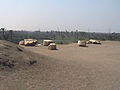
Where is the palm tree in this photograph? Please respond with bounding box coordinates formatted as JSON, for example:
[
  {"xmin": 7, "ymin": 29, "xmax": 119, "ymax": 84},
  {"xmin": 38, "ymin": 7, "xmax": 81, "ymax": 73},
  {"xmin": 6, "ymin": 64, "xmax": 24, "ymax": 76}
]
[{"xmin": 0, "ymin": 28, "xmax": 5, "ymax": 40}]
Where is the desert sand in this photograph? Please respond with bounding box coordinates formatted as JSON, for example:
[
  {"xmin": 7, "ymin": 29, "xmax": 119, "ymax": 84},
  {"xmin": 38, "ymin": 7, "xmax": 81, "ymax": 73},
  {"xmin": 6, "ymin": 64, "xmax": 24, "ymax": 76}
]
[{"xmin": 0, "ymin": 40, "xmax": 120, "ymax": 90}]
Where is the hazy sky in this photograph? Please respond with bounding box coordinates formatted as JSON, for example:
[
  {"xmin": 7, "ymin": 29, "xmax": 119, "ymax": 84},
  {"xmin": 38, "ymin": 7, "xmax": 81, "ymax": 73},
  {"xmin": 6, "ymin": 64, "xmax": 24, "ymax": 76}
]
[{"xmin": 0, "ymin": 0, "xmax": 119, "ymax": 32}]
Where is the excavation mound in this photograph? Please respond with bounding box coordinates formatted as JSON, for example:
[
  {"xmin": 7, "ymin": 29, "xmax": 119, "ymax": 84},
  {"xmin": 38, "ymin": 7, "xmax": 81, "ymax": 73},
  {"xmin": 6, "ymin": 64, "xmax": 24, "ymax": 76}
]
[{"xmin": 0, "ymin": 40, "xmax": 37, "ymax": 69}]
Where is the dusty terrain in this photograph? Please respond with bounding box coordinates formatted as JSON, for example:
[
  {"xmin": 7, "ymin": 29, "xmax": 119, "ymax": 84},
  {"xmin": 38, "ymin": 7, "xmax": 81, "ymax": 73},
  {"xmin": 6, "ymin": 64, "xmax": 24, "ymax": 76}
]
[{"xmin": 0, "ymin": 40, "xmax": 120, "ymax": 90}]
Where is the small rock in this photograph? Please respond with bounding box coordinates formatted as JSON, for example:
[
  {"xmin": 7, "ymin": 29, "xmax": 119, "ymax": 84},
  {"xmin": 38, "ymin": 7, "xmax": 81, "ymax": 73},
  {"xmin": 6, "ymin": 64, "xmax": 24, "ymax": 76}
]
[{"xmin": 29, "ymin": 60, "xmax": 37, "ymax": 65}]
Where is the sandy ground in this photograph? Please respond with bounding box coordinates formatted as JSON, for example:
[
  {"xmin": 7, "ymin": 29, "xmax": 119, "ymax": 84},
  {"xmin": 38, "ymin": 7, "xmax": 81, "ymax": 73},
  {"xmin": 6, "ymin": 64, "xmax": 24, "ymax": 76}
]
[
  {"xmin": 24, "ymin": 41, "xmax": 120, "ymax": 90},
  {"xmin": 0, "ymin": 41, "xmax": 120, "ymax": 90}
]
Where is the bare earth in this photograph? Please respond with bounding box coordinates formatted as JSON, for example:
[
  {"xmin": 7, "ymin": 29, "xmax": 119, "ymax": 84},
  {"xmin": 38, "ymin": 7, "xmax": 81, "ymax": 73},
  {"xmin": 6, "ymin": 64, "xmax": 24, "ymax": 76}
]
[{"xmin": 0, "ymin": 41, "xmax": 120, "ymax": 90}]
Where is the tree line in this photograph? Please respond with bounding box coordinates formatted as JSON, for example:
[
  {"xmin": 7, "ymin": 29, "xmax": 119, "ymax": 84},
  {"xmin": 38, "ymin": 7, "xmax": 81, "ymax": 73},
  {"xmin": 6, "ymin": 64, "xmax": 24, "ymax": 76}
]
[{"xmin": 0, "ymin": 28, "xmax": 120, "ymax": 44}]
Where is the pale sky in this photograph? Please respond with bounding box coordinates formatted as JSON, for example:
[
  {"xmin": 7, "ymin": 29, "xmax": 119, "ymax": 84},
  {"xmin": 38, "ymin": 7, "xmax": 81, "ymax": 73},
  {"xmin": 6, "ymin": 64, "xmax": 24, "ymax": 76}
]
[{"xmin": 0, "ymin": 0, "xmax": 119, "ymax": 32}]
